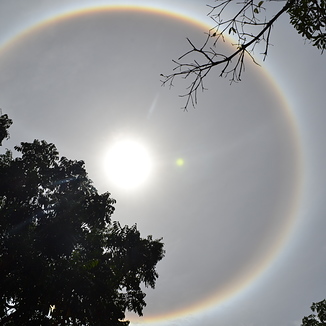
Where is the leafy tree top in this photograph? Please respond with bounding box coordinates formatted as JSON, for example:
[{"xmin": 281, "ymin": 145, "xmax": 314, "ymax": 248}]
[{"xmin": 0, "ymin": 120, "xmax": 164, "ymax": 326}]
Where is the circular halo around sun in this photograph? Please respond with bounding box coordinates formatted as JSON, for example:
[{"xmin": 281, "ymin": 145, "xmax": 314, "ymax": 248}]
[{"xmin": 104, "ymin": 139, "xmax": 152, "ymax": 189}]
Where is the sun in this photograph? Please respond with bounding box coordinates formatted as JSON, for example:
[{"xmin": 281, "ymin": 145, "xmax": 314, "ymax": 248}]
[{"xmin": 105, "ymin": 139, "xmax": 152, "ymax": 189}]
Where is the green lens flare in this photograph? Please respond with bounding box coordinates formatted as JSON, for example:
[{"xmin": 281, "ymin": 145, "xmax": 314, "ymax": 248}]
[{"xmin": 176, "ymin": 158, "xmax": 184, "ymax": 166}]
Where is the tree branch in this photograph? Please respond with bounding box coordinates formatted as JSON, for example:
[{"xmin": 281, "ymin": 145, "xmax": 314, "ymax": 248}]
[{"xmin": 161, "ymin": 0, "xmax": 295, "ymax": 110}]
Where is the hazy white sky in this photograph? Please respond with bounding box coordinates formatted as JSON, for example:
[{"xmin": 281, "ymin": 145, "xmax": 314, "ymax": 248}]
[{"xmin": 0, "ymin": 1, "xmax": 325, "ymax": 326}]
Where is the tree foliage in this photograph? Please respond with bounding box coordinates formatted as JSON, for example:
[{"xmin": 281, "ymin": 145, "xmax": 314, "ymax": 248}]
[
  {"xmin": 288, "ymin": 0, "xmax": 326, "ymax": 50},
  {"xmin": 302, "ymin": 300, "xmax": 326, "ymax": 326},
  {"xmin": 162, "ymin": 0, "xmax": 326, "ymax": 110},
  {"xmin": 0, "ymin": 117, "xmax": 164, "ymax": 325}
]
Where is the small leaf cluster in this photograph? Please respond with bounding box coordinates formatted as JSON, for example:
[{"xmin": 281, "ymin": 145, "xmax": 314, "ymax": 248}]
[
  {"xmin": 0, "ymin": 112, "xmax": 13, "ymax": 146},
  {"xmin": 288, "ymin": 0, "xmax": 326, "ymax": 51},
  {"xmin": 254, "ymin": 1, "xmax": 264, "ymax": 14},
  {"xmin": 302, "ymin": 299, "xmax": 326, "ymax": 326}
]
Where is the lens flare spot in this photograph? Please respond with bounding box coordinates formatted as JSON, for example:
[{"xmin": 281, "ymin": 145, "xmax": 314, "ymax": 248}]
[{"xmin": 176, "ymin": 158, "xmax": 185, "ymax": 166}]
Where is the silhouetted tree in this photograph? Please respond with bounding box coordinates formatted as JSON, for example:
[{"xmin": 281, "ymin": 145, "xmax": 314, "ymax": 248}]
[
  {"xmin": 302, "ymin": 300, "xmax": 326, "ymax": 326},
  {"xmin": 162, "ymin": 0, "xmax": 326, "ymax": 109},
  {"xmin": 0, "ymin": 116, "xmax": 164, "ymax": 325}
]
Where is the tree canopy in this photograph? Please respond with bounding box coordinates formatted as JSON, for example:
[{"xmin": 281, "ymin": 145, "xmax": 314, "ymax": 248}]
[
  {"xmin": 0, "ymin": 114, "xmax": 164, "ymax": 325},
  {"xmin": 162, "ymin": 0, "xmax": 326, "ymax": 109}
]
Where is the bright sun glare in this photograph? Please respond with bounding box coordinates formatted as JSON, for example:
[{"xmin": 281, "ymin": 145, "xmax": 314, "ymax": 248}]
[{"xmin": 105, "ymin": 140, "xmax": 152, "ymax": 189}]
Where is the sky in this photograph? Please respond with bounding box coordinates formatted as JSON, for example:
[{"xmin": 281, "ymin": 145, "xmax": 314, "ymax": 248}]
[{"xmin": 0, "ymin": 1, "xmax": 325, "ymax": 326}]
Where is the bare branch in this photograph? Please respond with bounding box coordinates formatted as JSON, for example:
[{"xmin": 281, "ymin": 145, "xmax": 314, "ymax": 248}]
[{"xmin": 161, "ymin": 0, "xmax": 296, "ymax": 110}]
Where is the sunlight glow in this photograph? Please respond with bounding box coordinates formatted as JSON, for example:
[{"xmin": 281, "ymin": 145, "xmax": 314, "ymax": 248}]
[{"xmin": 105, "ymin": 140, "xmax": 152, "ymax": 189}]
